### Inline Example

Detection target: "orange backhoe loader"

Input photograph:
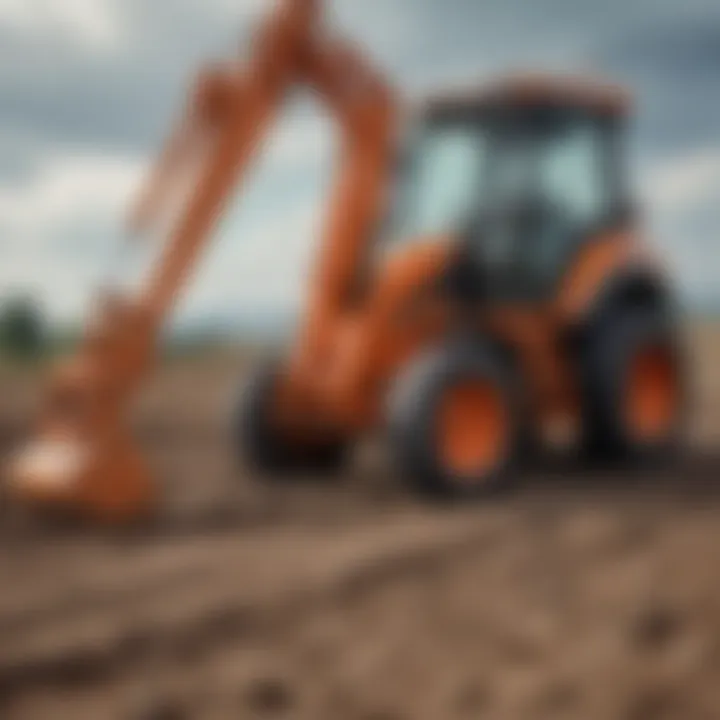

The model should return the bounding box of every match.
[5,0,685,522]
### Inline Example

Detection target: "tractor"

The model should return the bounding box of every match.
[6,0,684,520]
[240,75,684,497]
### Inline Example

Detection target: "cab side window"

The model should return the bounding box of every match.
[539,120,608,227]
[529,119,611,288]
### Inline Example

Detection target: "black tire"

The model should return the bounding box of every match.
[235,360,347,477]
[386,340,523,500]
[580,308,686,464]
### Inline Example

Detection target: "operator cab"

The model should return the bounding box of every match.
[387,74,632,303]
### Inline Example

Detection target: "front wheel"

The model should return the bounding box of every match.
[386,341,523,500]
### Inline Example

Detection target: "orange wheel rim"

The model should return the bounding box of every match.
[625,345,679,442]
[437,380,508,480]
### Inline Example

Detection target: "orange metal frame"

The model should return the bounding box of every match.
[6,0,398,519]
[5,0,656,521]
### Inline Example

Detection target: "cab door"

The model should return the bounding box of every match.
[464,109,625,305]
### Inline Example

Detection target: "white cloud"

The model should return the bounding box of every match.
[0,0,35,32]
[0,244,99,321]
[204,0,274,18]
[0,0,124,50]
[642,148,720,215]
[0,150,148,322]
[0,150,147,243]
[178,199,320,321]
[263,103,335,174]
[0,105,335,324]
[639,148,720,303]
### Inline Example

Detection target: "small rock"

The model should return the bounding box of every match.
[243,676,294,716]
[630,604,682,652]
[126,692,188,720]
[453,680,491,715]
[624,686,679,720]
[535,677,580,714]
[360,710,404,720]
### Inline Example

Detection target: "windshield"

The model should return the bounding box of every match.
[387,120,487,243]
[381,109,611,262]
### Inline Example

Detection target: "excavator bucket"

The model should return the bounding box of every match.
[8,427,155,523]
[5,297,159,523]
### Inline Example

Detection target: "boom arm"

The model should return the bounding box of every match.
[71,0,396,418]
[5,0,397,521]
[130,0,397,372]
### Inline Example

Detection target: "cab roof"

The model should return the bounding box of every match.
[423,73,630,118]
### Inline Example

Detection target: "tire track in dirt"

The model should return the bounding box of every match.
[0,508,516,706]
[5,486,720,720]
[2,450,720,709]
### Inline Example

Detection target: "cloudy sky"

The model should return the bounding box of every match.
[0,0,719,329]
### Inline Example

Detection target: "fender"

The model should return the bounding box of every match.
[560,265,677,361]
[582,265,676,331]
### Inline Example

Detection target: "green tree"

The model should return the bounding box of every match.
[0,296,45,359]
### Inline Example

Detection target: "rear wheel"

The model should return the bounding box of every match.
[387,341,523,499]
[581,309,685,463]
[235,361,347,477]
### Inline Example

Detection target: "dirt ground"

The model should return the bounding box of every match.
[0,323,719,719]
